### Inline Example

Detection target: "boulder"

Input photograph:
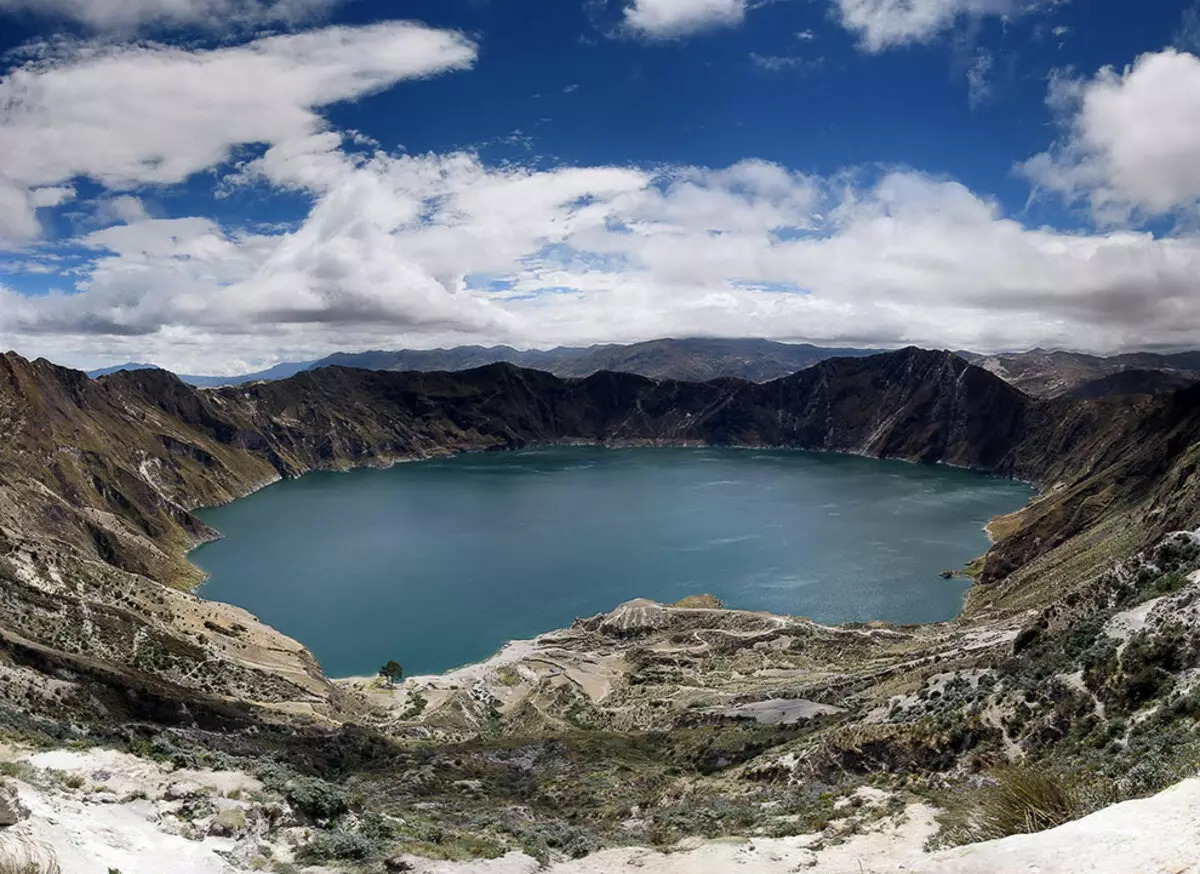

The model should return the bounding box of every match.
[0,780,29,826]
[164,779,206,801]
[207,807,248,837]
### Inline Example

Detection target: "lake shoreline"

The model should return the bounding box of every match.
[192,446,1033,679]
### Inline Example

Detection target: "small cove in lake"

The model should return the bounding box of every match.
[193,447,1034,678]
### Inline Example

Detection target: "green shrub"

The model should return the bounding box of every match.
[514,820,596,864]
[1081,639,1119,693]
[250,759,293,791]
[1164,688,1200,720]
[0,763,35,782]
[299,828,375,861]
[285,777,350,821]
[1112,625,1189,710]
[400,692,428,721]
[1149,571,1189,598]
[1062,617,1105,660]
[358,811,397,842]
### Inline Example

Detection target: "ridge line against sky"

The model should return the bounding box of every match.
[1,0,1199,373]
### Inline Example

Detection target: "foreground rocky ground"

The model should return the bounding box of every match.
[1,742,1198,873]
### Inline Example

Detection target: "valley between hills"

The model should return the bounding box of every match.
[1,345,1200,871]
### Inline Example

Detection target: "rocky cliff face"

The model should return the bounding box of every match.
[975,348,1200,398]
[0,348,1039,589]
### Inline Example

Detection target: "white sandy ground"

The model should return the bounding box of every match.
[0,749,248,874]
[0,746,1198,873]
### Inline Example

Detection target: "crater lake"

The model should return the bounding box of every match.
[192,447,1033,678]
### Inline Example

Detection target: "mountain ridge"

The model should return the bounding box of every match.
[88,338,1200,401]
[87,338,887,387]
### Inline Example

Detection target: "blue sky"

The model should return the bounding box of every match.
[1,0,1199,372]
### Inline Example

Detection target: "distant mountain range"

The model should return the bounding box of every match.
[88,338,878,387]
[89,338,1200,399]
[314,338,882,383]
[87,359,316,387]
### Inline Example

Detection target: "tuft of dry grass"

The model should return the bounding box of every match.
[671,594,726,609]
[984,508,1028,543]
[0,838,61,874]
[931,766,1084,848]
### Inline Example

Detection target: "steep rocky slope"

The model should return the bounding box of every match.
[1066,369,1198,399]
[975,348,1200,398]
[2,345,1200,870]
[8,347,1039,594]
[0,349,1031,589]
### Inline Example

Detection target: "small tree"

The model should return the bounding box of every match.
[378,660,404,686]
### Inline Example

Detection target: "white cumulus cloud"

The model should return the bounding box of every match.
[4,15,1200,372]
[0,0,340,32]
[623,0,745,39]
[6,152,1200,371]
[833,0,1014,51]
[1022,49,1200,223]
[0,21,477,245]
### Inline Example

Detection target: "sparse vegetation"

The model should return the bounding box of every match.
[495,666,522,687]
[299,827,377,862]
[399,691,428,720]
[671,594,725,609]
[0,763,35,783]
[2,349,1200,867]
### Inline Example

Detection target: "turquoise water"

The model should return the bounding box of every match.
[193,448,1032,678]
